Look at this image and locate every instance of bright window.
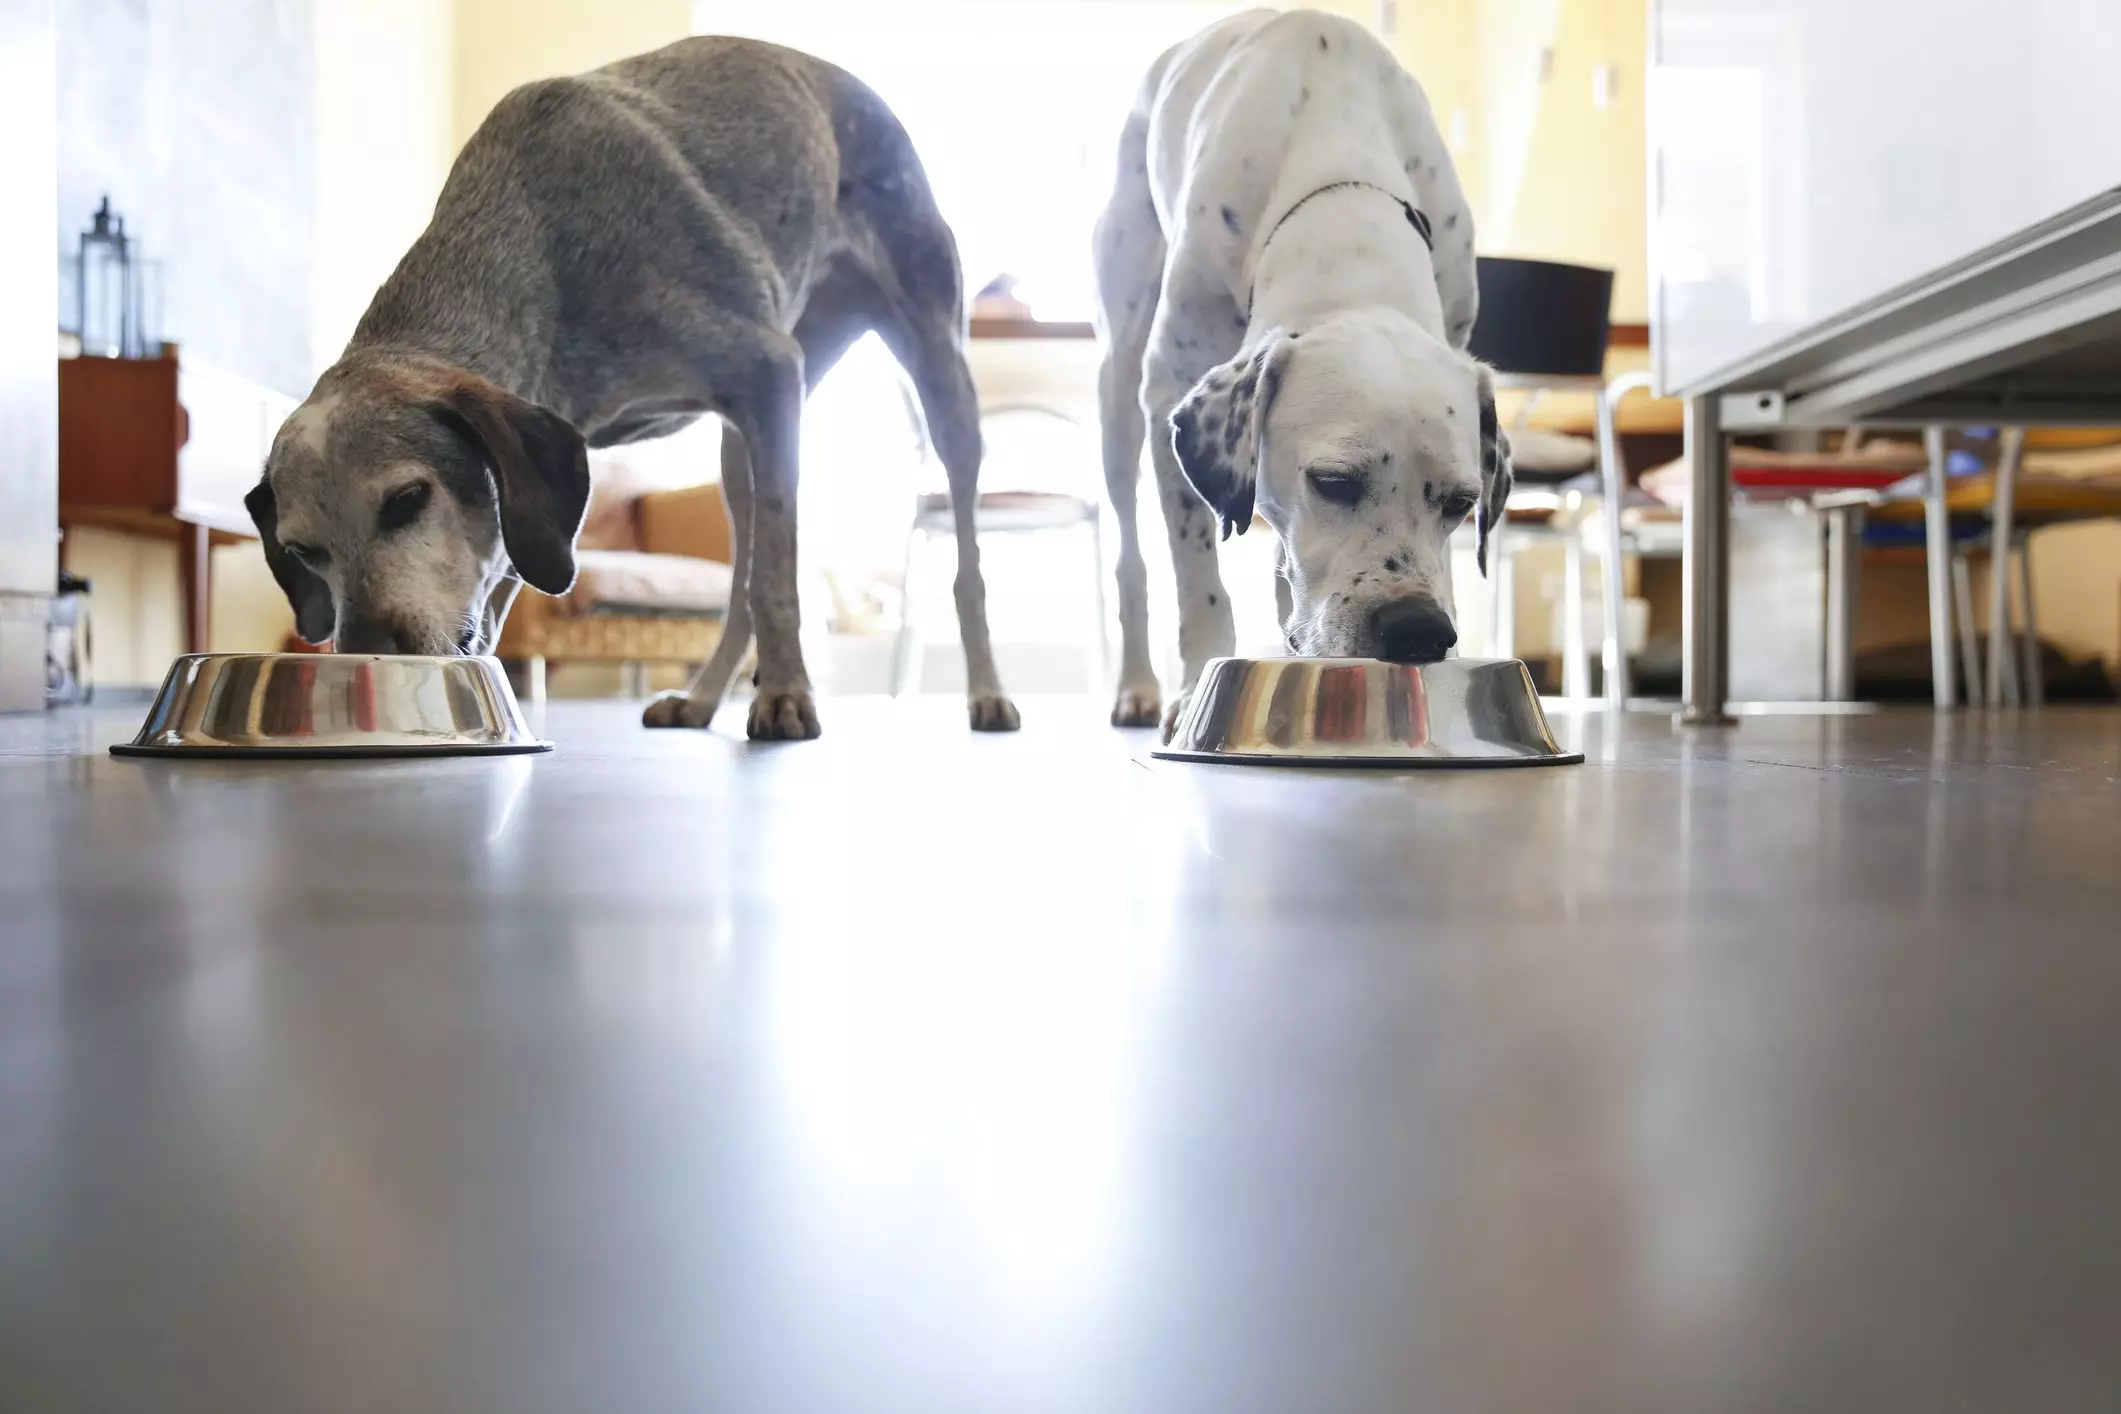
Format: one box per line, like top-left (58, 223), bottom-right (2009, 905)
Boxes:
top-left (694, 0), bottom-right (1242, 321)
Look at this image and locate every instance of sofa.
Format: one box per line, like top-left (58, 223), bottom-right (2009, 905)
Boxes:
top-left (496, 476), bottom-right (735, 699)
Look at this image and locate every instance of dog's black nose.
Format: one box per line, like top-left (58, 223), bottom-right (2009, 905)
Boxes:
top-left (1371, 597), bottom-right (1457, 662)
top-left (337, 614), bottom-right (412, 655)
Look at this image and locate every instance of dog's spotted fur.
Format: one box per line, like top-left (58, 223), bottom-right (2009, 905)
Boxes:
top-left (1092, 8), bottom-right (1512, 735)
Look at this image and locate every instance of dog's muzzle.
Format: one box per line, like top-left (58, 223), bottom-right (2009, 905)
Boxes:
top-left (338, 614), bottom-right (418, 655)
top-left (464, 577), bottom-right (524, 655)
top-left (1371, 597), bottom-right (1457, 663)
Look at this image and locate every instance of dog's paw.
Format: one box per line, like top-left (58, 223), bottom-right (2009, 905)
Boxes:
top-left (641, 691), bottom-right (715, 730)
top-left (968, 692), bottom-right (1021, 732)
top-left (747, 688), bottom-right (821, 741)
top-left (1160, 690), bottom-right (1193, 744)
top-left (1111, 684), bottom-right (1162, 729)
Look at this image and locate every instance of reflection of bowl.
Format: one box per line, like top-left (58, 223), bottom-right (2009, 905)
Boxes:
top-left (1153, 657), bottom-right (1581, 768)
top-left (112, 654), bottom-right (550, 758)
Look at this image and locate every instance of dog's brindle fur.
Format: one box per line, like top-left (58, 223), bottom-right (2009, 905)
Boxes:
top-left (248, 37), bottom-right (1018, 739)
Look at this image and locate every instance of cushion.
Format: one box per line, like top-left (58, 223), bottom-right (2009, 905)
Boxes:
top-left (576, 461), bottom-right (659, 552)
top-left (1507, 427), bottom-right (1598, 475)
top-left (2025, 442), bottom-right (2121, 484)
top-left (638, 482), bottom-right (734, 564)
top-left (564, 549), bottom-right (733, 617)
top-left (1639, 442), bottom-right (1930, 507)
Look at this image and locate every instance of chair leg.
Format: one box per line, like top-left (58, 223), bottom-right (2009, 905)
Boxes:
top-left (1951, 551), bottom-right (1981, 708)
top-left (1561, 529), bottom-right (1590, 701)
top-left (1594, 373), bottom-right (1646, 707)
top-left (1823, 503), bottom-right (1863, 701)
top-left (1490, 522), bottom-right (1515, 661)
top-left (1922, 427), bottom-right (1957, 710)
top-left (2017, 532), bottom-right (2043, 707)
top-left (619, 661), bottom-right (649, 699)
top-left (526, 654), bottom-right (547, 706)
top-left (1985, 427), bottom-right (2026, 708)
top-left (1088, 512), bottom-right (1110, 693)
top-left (891, 525), bottom-right (924, 697)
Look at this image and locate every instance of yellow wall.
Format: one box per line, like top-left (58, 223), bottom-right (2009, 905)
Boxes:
top-left (1320, 0), bottom-right (1650, 320)
top-left (442, 0), bottom-right (1651, 314)
top-left (1501, 0), bottom-right (1648, 320)
top-left (315, 0), bottom-right (460, 371)
top-left (2028, 523), bottom-right (2121, 671)
top-left (453, 0), bottom-right (692, 148)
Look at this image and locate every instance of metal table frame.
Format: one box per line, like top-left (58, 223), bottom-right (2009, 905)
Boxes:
top-left (1672, 187), bottom-right (2121, 723)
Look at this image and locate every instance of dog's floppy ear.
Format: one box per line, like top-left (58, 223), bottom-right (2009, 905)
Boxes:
top-left (435, 375), bottom-right (590, 596)
top-left (1475, 364), bottom-right (1514, 577)
top-left (1170, 329), bottom-right (1297, 540)
top-left (245, 479), bottom-right (336, 644)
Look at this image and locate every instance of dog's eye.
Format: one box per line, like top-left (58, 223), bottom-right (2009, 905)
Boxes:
top-left (281, 542), bottom-right (325, 569)
top-left (378, 482), bottom-right (432, 533)
top-left (1441, 492), bottom-right (1479, 524)
top-left (1306, 470), bottom-right (1366, 508)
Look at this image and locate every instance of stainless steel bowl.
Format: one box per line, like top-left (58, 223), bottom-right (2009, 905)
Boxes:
top-left (112, 654), bottom-right (550, 758)
top-left (1153, 656), bottom-right (1582, 767)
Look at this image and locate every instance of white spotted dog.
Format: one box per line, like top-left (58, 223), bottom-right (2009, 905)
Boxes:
top-left (1092, 7), bottom-right (1512, 737)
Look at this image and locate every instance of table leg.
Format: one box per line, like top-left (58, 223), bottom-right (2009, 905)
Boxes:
top-left (1593, 376), bottom-right (1643, 708)
top-left (1680, 393), bottom-right (1733, 725)
top-left (178, 520), bottom-right (211, 655)
top-left (891, 524), bottom-right (924, 697)
top-left (1823, 503), bottom-right (1863, 701)
top-left (1088, 513), bottom-right (1110, 691)
top-left (1985, 427), bottom-right (2025, 708)
top-left (1922, 427), bottom-right (1956, 710)
top-left (2017, 531), bottom-right (2043, 707)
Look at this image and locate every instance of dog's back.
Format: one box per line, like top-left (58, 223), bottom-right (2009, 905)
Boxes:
top-left (591, 39), bottom-right (947, 287)
top-left (1124, 9), bottom-right (1472, 341)
top-left (354, 37), bottom-right (951, 389)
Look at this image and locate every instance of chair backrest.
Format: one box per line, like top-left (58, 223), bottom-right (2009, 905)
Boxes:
top-left (972, 404), bottom-right (1095, 496)
top-left (1467, 257), bottom-right (1615, 377)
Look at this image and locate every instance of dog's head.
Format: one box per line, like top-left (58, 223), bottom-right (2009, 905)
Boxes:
top-left (1170, 310), bottom-right (1511, 661)
top-left (246, 353), bottom-right (590, 655)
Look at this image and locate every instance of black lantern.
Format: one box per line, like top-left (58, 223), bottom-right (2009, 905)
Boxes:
top-left (76, 196), bottom-right (141, 359)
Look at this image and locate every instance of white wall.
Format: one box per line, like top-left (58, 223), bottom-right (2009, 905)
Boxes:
top-left (74, 0), bottom-right (460, 686)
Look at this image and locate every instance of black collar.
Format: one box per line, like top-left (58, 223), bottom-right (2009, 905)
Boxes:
top-left (1247, 180), bottom-right (1435, 316)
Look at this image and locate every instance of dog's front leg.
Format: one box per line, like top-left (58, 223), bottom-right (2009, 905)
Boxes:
top-left (1274, 539), bottom-right (1294, 636)
top-left (644, 415), bottom-right (756, 730)
top-left (886, 321), bottom-right (1019, 732)
top-left (731, 345), bottom-right (820, 740)
top-left (1144, 385), bottom-right (1237, 741)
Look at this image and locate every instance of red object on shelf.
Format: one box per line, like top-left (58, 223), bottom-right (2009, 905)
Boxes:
top-left (1728, 466), bottom-right (1913, 491)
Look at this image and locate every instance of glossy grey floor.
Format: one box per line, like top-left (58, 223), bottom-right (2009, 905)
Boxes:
top-left (5, 698), bottom-right (2121, 1414)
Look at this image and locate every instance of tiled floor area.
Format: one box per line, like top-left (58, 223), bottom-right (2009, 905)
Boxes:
top-left (5, 697), bottom-right (2120, 1412)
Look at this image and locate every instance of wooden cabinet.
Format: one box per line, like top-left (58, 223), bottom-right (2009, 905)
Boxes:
top-left (59, 351), bottom-right (296, 653)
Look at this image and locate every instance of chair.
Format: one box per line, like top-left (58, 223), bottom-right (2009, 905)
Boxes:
top-left (890, 404), bottom-right (1107, 695)
top-left (1467, 256), bottom-right (1635, 705)
top-left (1861, 428), bottom-right (2121, 706)
top-left (497, 479), bottom-right (733, 702)
top-left (1617, 423), bottom-right (2100, 708)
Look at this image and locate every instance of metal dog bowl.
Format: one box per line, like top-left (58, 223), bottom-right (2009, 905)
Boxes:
top-left (111, 653), bottom-right (551, 758)
top-left (1153, 656), bottom-right (1582, 767)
